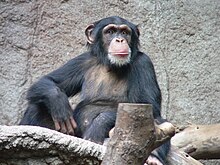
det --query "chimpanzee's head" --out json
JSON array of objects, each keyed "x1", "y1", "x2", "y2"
[{"x1": 85, "y1": 16, "x2": 140, "y2": 67}]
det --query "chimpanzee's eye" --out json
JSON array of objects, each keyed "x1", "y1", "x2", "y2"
[
  {"x1": 107, "y1": 29, "x2": 114, "y2": 34},
  {"x1": 122, "y1": 30, "x2": 128, "y2": 35}
]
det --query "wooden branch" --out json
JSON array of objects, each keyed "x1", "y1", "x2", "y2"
[
  {"x1": 171, "y1": 124, "x2": 220, "y2": 159},
  {"x1": 0, "y1": 125, "x2": 104, "y2": 164},
  {"x1": 1, "y1": 104, "x2": 216, "y2": 164},
  {"x1": 154, "y1": 121, "x2": 175, "y2": 149},
  {"x1": 167, "y1": 146, "x2": 203, "y2": 165},
  {"x1": 0, "y1": 124, "x2": 203, "y2": 165},
  {"x1": 0, "y1": 103, "x2": 204, "y2": 165},
  {"x1": 101, "y1": 103, "x2": 175, "y2": 165}
]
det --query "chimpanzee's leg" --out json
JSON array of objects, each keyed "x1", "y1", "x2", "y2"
[{"x1": 82, "y1": 111, "x2": 116, "y2": 144}]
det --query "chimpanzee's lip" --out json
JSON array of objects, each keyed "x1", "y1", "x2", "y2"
[{"x1": 111, "y1": 52, "x2": 129, "y2": 57}]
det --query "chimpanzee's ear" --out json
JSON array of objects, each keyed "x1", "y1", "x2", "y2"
[{"x1": 85, "y1": 24, "x2": 95, "y2": 44}]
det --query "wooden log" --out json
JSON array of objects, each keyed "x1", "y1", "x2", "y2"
[
  {"x1": 108, "y1": 124, "x2": 203, "y2": 165},
  {"x1": 101, "y1": 103, "x2": 175, "y2": 165},
  {"x1": 167, "y1": 146, "x2": 203, "y2": 165},
  {"x1": 171, "y1": 124, "x2": 220, "y2": 159},
  {"x1": 0, "y1": 123, "x2": 204, "y2": 164},
  {"x1": 102, "y1": 103, "x2": 156, "y2": 165},
  {"x1": 0, "y1": 125, "x2": 104, "y2": 164}
]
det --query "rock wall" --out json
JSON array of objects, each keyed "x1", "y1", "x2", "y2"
[{"x1": 0, "y1": 0, "x2": 219, "y2": 164}]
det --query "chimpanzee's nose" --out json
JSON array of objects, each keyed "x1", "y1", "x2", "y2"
[{"x1": 116, "y1": 38, "x2": 124, "y2": 43}]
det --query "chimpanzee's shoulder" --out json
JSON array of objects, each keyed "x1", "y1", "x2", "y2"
[{"x1": 135, "y1": 51, "x2": 154, "y2": 66}]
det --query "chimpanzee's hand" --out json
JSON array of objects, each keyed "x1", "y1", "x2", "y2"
[
  {"x1": 50, "y1": 104, "x2": 77, "y2": 135},
  {"x1": 52, "y1": 116, "x2": 77, "y2": 135},
  {"x1": 145, "y1": 155, "x2": 163, "y2": 165},
  {"x1": 47, "y1": 87, "x2": 77, "y2": 135}
]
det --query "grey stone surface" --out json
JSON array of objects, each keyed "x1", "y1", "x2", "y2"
[{"x1": 0, "y1": 0, "x2": 219, "y2": 164}]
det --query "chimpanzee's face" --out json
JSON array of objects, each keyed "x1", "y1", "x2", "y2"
[
  {"x1": 85, "y1": 16, "x2": 140, "y2": 67},
  {"x1": 102, "y1": 24, "x2": 132, "y2": 66}
]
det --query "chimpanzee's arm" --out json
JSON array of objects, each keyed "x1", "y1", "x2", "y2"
[
  {"x1": 128, "y1": 52, "x2": 162, "y2": 119},
  {"x1": 26, "y1": 53, "x2": 90, "y2": 134}
]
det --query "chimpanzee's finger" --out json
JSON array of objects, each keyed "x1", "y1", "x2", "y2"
[
  {"x1": 65, "y1": 119, "x2": 74, "y2": 135},
  {"x1": 52, "y1": 117, "x2": 61, "y2": 131},
  {"x1": 70, "y1": 116, "x2": 77, "y2": 129},
  {"x1": 60, "y1": 121, "x2": 67, "y2": 134}
]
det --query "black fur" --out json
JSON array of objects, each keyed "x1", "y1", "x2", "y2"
[{"x1": 20, "y1": 16, "x2": 170, "y2": 164}]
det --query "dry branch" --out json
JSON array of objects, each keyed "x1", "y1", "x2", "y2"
[
  {"x1": 171, "y1": 124, "x2": 220, "y2": 159},
  {"x1": 101, "y1": 103, "x2": 202, "y2": 165},
  {"x1": 0, "y1": 125, "x2": 104, "y2": 164},
  {"x1": 167, "y1": 146, "x2": 203, "y2": 165},
  {"x1": 0, "y1": 104, "x2": 216, "y2": 164},
  {"x1": 0, "y1": 124, "x2": 204, "y2": 165},
  {"x1": 102, "y1": 103, "x2": 158, "y2": 164}
]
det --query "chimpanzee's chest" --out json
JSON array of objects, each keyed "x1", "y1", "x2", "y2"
[{"x1": 82, "y1": 65, "x2": 128, "y2": 103}]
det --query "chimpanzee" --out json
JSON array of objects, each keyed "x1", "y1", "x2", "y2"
[{"x1": 20, "y1": 16, "x2": 170, "y2": 165}]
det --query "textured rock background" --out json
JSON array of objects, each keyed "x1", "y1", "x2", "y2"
[{"x1": 0, "y1": 0, "x2": 219, "y2": 164}]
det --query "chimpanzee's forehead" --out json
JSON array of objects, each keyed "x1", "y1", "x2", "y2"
[
  {"x1": 94, "y1": 16, "x2": 137, "y2": 30},
  {"x1": 90, "y1": 16, "x2": 137, "y2": 37}
]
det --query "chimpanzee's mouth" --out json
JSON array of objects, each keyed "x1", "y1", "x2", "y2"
[{"x1": 111, "y1": 52, "x2": 129, "y2": 58}]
